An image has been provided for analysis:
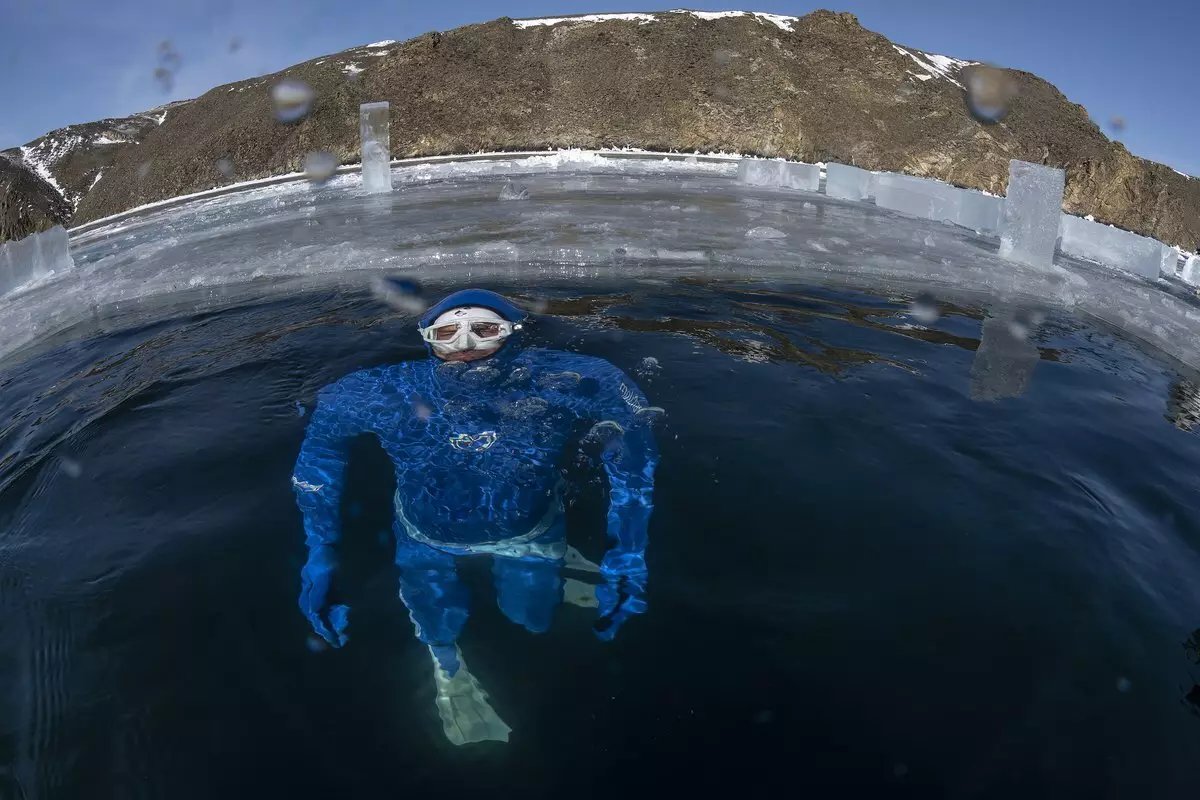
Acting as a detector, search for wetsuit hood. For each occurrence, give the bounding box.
[419,289,528,364]
[419,290,528,328]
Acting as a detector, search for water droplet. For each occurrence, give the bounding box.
[59,457,82,478]
[228,37,243,54]
[499,181,530,201]
[303,150,337,183]
[713,49,734,67]
[216,157,235,178]
[910,292,940,324]
[528,298,549,314]
[753,709,774,724]
[372,275,427,314]
[964,65,1016,124]
[153,66,174,93]
[271,79,314,123]
[136,161,152,180]
[1109,116,1126,133]
[1116,677,1132,693]
[893,763,909,778]
[305,634,329,653]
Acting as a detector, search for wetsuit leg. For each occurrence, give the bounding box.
[395,531,468,672]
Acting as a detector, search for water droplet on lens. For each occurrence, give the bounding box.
[372,275,427,314]
[964,65,1016,124]
[305,634,329,653]
[1116,677,1132,693]
[59,457,82,478]
[153,66,174,92]
[304,150,337,183]
[137,161,152,180]
[893,763,909,778]
[910,292,940,324]
[499,181,530,201]
[1109,116,1126,133]
[228,37,243,54]
[216,157,235,178]
[271,79,315,123]
[528,298,549,314]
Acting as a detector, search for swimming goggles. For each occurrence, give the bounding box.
[418,316,520,348]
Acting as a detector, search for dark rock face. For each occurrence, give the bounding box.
[3,10,1198,250]
[0,155,72,243]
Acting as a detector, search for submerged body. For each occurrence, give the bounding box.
[292,290,658,743]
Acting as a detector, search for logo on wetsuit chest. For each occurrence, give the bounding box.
[449,431,498,452]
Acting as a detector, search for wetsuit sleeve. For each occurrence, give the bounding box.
[292,374,380,647]
[579,360,660,640]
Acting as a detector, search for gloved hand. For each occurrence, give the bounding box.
[593,571,647,641]
[307,603,350,648]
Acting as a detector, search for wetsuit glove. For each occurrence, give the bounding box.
[306,603,350,648]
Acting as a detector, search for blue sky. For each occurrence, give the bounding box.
[1,0,1196,176]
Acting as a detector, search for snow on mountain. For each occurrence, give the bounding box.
[891,45,977,88]
[512,9,799,31]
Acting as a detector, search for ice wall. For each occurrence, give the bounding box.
[0,226,75,296]
[958,190,1003,237]
[1183,254,1200,287]
[738,159,820,192]
[825,163,875,202]
[998,160,1065,269]
[1059,215,1176,280]
[875,174,962,225]
[360,102,393,194]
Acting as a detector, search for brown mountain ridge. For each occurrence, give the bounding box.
[2,9,1196,251]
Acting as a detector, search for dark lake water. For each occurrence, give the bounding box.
[1,277,1199,799]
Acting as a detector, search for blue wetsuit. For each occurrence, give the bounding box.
[292,290,658,672]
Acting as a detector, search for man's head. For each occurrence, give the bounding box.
[417,290,527,363]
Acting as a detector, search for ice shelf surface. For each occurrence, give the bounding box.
[1059,215,1174,280]
[999,160,1064,268]
[3,152,1198,374]
[825,163,875,202]
[738,159,819,192]
[0,226,75,296]
[1183,254,1200,287]
[874,174,962,225]
[360,102,392,194]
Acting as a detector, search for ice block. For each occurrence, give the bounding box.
[957,190,1003,236]
[360,101,393,194]
[999,160,1065,268]
[874,174,961,224]
[738,159,819,192]
[1058,215,1171,280]
[1183,254,1200,287]
[38,226,74,275]
[824,163,875,201]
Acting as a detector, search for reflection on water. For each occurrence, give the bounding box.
[971,312,1042,401]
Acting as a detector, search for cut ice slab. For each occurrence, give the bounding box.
[825,163,875,202]
[1183,254,1200,287]
[958,190,1003,236]
[1059,215,1174,280]
[359,101,392,194]
[874,174,961,225]
[738,159,819,192]
[999,160,1065,269]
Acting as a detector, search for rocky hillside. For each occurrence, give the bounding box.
[2,9,1197,250]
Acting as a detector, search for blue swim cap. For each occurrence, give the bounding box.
[419,289,528,328]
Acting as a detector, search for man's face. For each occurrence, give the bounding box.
[426,306,509,363]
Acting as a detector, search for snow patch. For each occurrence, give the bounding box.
[364,40,396,47]
[513,10,798,31]
[19,142,72,199]
[143,109,170,125]
[1173,169,1194,179]
[89,171,103,190]
[342,63,364,77]
[513,13,657,28]
[92,134,129,145]
[892,45,976,89]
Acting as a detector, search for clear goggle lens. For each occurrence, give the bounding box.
[420,319,515,344]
